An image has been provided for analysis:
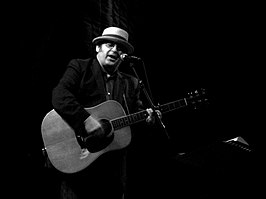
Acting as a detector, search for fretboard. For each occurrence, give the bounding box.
[159,98,187,114]
[111,110,149,130]
[111,98,188,130]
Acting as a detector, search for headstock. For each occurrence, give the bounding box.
[186,88,208,109]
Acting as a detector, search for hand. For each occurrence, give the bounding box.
[84,116,113,138]
[83,116,114,152]
[84,116,102,133]
[146,108,162,124]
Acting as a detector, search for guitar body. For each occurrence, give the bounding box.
[41,100,131,173]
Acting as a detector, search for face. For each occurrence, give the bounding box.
[96,41,126,74]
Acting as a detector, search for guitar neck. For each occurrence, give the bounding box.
[111,98,188,130]
[111,110,148,130]
[159,98,187,114]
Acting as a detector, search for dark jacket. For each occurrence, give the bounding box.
[51,58,143,198]
[52,58,143,137]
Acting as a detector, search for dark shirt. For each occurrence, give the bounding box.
[105,73,115,100]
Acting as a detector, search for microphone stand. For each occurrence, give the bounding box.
[129,61,170,140]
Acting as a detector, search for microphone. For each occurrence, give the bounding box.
[120,54,142,62]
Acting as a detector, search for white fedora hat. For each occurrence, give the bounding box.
[92,27,134,54]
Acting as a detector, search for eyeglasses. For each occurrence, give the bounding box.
[103,42,126,53]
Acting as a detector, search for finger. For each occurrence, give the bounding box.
[146,116,151,123]
[146,108,153,116]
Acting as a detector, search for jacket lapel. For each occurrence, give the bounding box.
[113,72,125,104]
[91,59,106,97]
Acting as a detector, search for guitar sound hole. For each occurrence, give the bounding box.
[100,119,113,136]
[84,119,114,153]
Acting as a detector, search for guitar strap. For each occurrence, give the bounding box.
[123,93,130,115]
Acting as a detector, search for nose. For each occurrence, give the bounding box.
[111,44,119,52]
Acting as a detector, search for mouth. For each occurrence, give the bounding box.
[107,54,119,61]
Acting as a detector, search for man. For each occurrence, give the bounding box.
[51,26,160,199]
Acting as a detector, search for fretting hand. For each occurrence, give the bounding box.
[146,108,162,124]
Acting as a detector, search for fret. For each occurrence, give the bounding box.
[111,110,148,130]
[169,102,175,110]
[127,115,134,124]
[111,119,118,129]
[132,114,138,122]
[123,116,129,125]
[136,112,142,121]
[160,99,187,113]
[117,118,124,128]
[127,114,132,124]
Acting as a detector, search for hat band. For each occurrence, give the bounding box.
[103,34,128,42]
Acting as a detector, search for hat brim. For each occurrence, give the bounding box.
[92,36,134,54]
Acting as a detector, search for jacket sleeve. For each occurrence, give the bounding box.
[52,59,90,135]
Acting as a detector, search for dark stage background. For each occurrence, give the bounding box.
[18,1,262,198]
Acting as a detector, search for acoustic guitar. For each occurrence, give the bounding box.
[41,89,207,173]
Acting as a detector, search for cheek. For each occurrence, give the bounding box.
[98,52,107,61]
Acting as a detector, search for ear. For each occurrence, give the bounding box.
[95,45,100,53]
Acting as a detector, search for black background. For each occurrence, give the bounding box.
[17,1,262,198]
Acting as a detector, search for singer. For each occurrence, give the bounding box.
[50,26,161,199]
